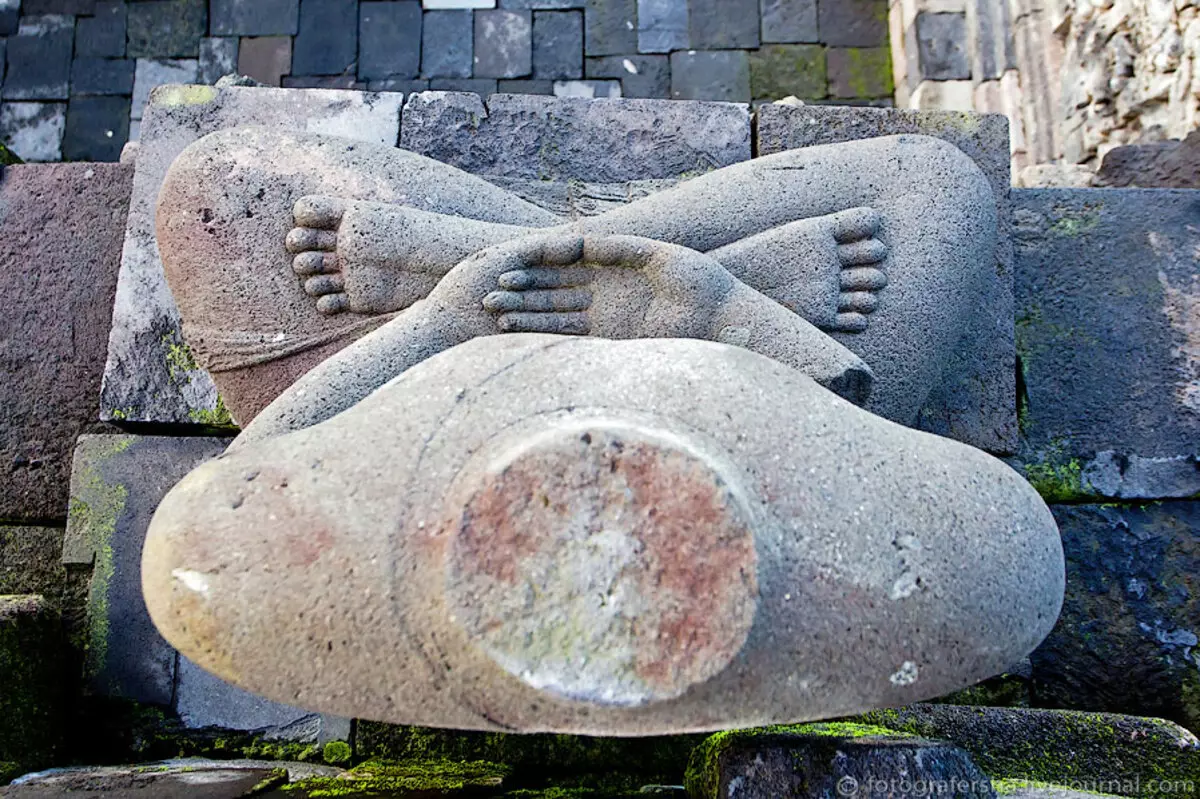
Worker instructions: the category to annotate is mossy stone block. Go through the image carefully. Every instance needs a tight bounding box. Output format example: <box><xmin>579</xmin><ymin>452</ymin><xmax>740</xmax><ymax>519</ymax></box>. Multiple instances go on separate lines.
<box><xmin>748</xmin><ymin>44</ymin><xmax>826</xmax><ymax>101</ymax></box>
<box><xmin>827</xmin><ymin>46</ymin><xmax>895</xmax><ymax>99</ymax></box>
<box><xmin>0</xmin><ymin>595</ymin><xmax>64</xmax><ymax>784</ymax></box>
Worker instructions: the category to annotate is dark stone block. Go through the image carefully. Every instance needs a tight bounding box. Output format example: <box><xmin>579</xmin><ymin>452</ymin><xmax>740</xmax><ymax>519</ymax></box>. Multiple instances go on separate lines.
<box><xmin>430</xmin><ymin>78</ymin><xmax>498</xmax><ymax>96</ymax></box>
<box><xmin>968</xmin><ymin>0</ymin><xmax>1015</xmax><ymax>81</ymax></box>
<box><xmin>71</xmin><ymin>56</ymin><xmax>135</xmax><ymax>95</ymax></box>
<box><xmin>819</xmin><ymin>0</ymin><xmax>886</xmax><ymax>47</ymax></box>
<box><xmin>63</xmin><ymin>95</ymin><xmax>130</xmax><ymax>160</ymax></box>
<box><xmin>237</xmin><ymin>35</ymin><xmax>292</xmax><ymax>86</ymax></box>
<box><xmin>282</xmin><ymin>74</ymin><xmax>364</xmax><ymax>89</ymax></box>
<box><xmin>637</xmin><ymin>0</ymin><xmax>686</xmax><ymax>53</ymax></box>
<box><xmin>688</xmin><ymin>0</ymin><xmax>759</xmax><ymax>49</ymax></box>
<box><xmin>584</xmin><ymin>0</ymin><xmax>637</xmax><ymax>56</ymax></box>
<box><xmin>127</xmin><ymin>0</ymin><xmax>207</xmax><ymax>58</ymax></box>
<box><xmin>533</xmin><ymin>10</ymin><xmax>582</xmax><ymax>80</ymax></box>
<box><xmin>669</xmin><ymin>50</ymin><xmax>749</xmax><ymax>102</ymax></box>
<box><xmin>498</xmin><ymin>79</ymin><xmax>555</xmax><ymax>94</ymax></box>
<box><xmin>211</xmin><ymin>0</ymin><xmax>299</xmax><ymax>36</ymax></box>
<box><xmin>0</xmin><ymin>163</ymin><xmax>132</xmax><ymax>520</ymax></box>
<box><xmin>748</xmin><ymin>43</ymin><xmax>825</xmax><ymax>101</ymax></box>
<box><xmin>3</xmin><ymin>16</ymin><xmax>74</xmax><ymax>100</ymax></box>
<box><xmin>421</xmin><ymin>9</ymin><xmax>473</xmax><ymax>79</ymax></box>
<box><xmin>586</xmin><ymin>53</ymin><xmax>668</xmax><ymax>98</ymax></box>
<box><xmin>475</xmin><ymin>9</ymin><xmax>532</xmax><ymax>79</ymax></box>
<box><xmin>760</xmin><ymin>0</ymin><xmax>816</xmax><ymax>44</ymax></box>
<box><xmin>199</xmin><ymin>36</ymin><xmax>239</xmax><ymax>85</ymax></box>
<box><xmin>0</xmin><ymin>596</ymin><xmax>65</xmax><ymax>784</ymax></box>
<box><xmin>293</xmin><ymin>0</ymin><xmax>358</xmax><ymax>76</ymax></box>
<box><xmin>826</xmin><ymin>46</ymin><xmax>893</xmax><ymax>99</ymax></box>
<box><xmin>23</xmin><ymin>0</ymin><xmax>93</xmax><ymax>13</ymax></box>
<box><xmin>913</xmin><ymin>12</ymin><xmax>970</xmax><ymax>81</ymax></box>
<box><xmin>0</xmin><ymin>3</ymin><xmax>18</xmax><ymax>36</ymax></box>
<box><xmin>501</xmin><ymin>0</ymin><xmax>585</xmax><ymax>6</ymax></box>
<box><xmin>0</xmin><ymin>527</ymin><xmax>65</xmax><ymax>599</ymax></box>
<box><xmin>75</xmin><ymin>0</ymin><xmax>127</xmax><ymax>58</ymax></box>
<box><xmin>367</xmin><ymin>77</ymin><xmax>428</xmax><ymax>93</ymax></box>
<box><xmin>1098</xmin><ymin>129</ymin><xmax>1200</xmax><ymax>188</ymax></box>
<box><xmin>1013</xmin><ymin>189</ymin><xmax>1200</xmax><ymax>499</ymax></box>
<box><xmin>358</xmin><ymin>1</ymin><xmax>422</xmax><ymax>80</ymax></box>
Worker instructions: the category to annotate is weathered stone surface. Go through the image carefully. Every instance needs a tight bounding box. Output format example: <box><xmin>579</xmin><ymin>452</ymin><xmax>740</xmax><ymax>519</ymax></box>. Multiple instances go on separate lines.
<box><xmin>827</xmin><ymin>47</ymin><xmax>894</xmax><ymax>99</ymax></box>
<box><xmin>685</xmin><ymin>723</ymin><xmax>996</xmax><ymax>799</ymax></box>
<box><xmin>1097</xmin><ymin>130</ymin><xmax>1200</xmax><ymax>189</ymax></box>
<box><xmin>552</xmin><ymin>78</ymin><xmax>620</xmax><ymax>97</ymax></box>
<box><xmin>748</xmin><ymin>44</ymin><xmax>825</xmax><ymax>101</ymax></box>
<box><xmin>0</xmin><ymin>163</ymin><xmax>130</xmax><ymax>521</ymax></box>
<box><xmin>498</xmin><ymin>78</ymin><xmax>554</xmax><ymax>94</ymax></box>
<box><xmin>420</xmin><ymin>9</ymin><xmax>473</xmax><ymax>78</ymax></box>
<box><xmin>71</xmin><ymin>56</ymin><xmax>136</xmax><ymax>95</ymax></box>
<box><xmin>198</xmin><ymin>37</ymin><xmax>240</xmax><ymax>86</ymax></box>
<box><xmin>292</xmin><ymin>0</ymin><xmax>358</xmax><ymax>77</ymax></box>
<box><xmin>637</xmin><ymin>0</ymin><xmax>686</xmax><ymax>53</ymax></box>
<box><xmin>585</xmin><ymin>53</ymin><xmax>668</xmax><ymax>98</ymax></box>
<box><xmin>0</xmin><ymin>0</ymin><xmax>15</xmax><ymax>35</ymax></box>
<box><xmin>22</xmin><ymin>0</ymin><xmax>92</xmax><ymax>11</ymax></box>
<box><xmin>0</xmin><ymin>103</ymin><xmax>67</xmax><ymax>162</ymax></box>
<box><xmin>74</xmin><ymin>1</ymin><xmax>127</xmax><ymax>58</ymax></box>
<box><xmin>0</xmin><ymin>596</ymin><xmax>64</xmax><ymax>785</ymax></box>
<box><xmin>99</xmin><ymin>84</ymin><xmax>404</xmax><ymax>425</ymax></box>
<box><xmin>1013</xmin><ymin>189</ymin><xmax>1200</xmax><ymax>499</ymax></box>
<box><xmin>688</xmin><ymin>0</ymin><xmax>758</xmax><ymax>49</ymax></box>
<box><xmin>913</xmin><ymin>11</ymin><xmax>970</xmax><ymax>80</ymax></box>
<box><xmin>2</xmin><ymin>16</ymin><xmax>73</xmax><ymax>100</ymax></box>
<box><xmin>757</xmin><ymin>103</ymin><xmax>1016</xmax><ymax>453</ymax></box>
<box><xmin>858</xmin><ymin>704</ymin><xmax>1200</xmax><ymax>794</ymax></box>
<box><xmin>0</xmin><ymin>527</ymin><xmax>65</xmax><ymax>599</ymax></box>
<box><xmin>131</xmin><ymin>58</ymin><xmax>200</xmax><ymax>120</ymax></box>
<box><xmin>176</xmin><ymin>656</ymin><xmax>317</xmax><ymax>731</ymax></box>
<box><xmin>237</xmin><ymin>36</ymin><xmax>292</xmax><ymax>87</ymax></box>
<box><xmin>475</xmin><ymin>8</ymin><xmax>533</xmax><ymax>78</ymax></box>
<box><xmin>584</xmin><ymin>0</ymin><xmax>637</xmax><ymax>56</ymax></box>
<box><xmin>819</xmin><ymin>0</ymin><xmax>887</xmax><ymax>47</ymax></box>
<box><xmin>966</xmin><ymin>0</ymin><xmax>1014</xmax><ymax>82</ymax></box>
<box><xmin>430</xmin><ymin>77</ymin><xmax>499</xmax><ymax>94</ymax></box>
<box><xmin>760</xmin><ymin>0</ymin><xmax>817</xmax><ymax>44</ymax></box>
<box><xmin>670</xmin><ymin>50</ymin><xmax>750</xmax><ymax>101</ymax></box>
<box><xmin>359</xmin><ymin>0</ymin><xmax>422</xmax><ymax>79</ymax></box>
<box><xmin>5</xmin><ymin>763</ymin><xmax>288</xmax><ymax>797</ymax></box>
<box><xmin>283</xmin><ymin>75</ymin><xmax>366</xmax><ymax>90</ymax></box>
<box><xmin>211</xmin><ymin>0</ymin><xmax>299</xmax><ymax>36</ymax></box>
<box><xmin>126</xmin><ymin>0</ymin><xmax>207</xmax><ymax>59</ymax></box>
<box><xmin>62</xmin><ymin>95</ymin><xmax>132</xmax><ymax>161</ymax></box>
<box><xmin>1032</xmin><ymin>503</ymin><xmax>1200</xmax><ymax>732</ymax></box>
<box><xmin>533</xmin><ymin>10</ymin><xmax>583</xmax><ymax>79</ymax></box>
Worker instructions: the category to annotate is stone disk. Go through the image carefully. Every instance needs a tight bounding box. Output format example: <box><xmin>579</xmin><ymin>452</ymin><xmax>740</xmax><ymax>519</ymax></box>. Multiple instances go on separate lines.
<box><xmin>444</xmin><ymin>418</ymin><xmax>760</xmax><ymax>708</ymax></box>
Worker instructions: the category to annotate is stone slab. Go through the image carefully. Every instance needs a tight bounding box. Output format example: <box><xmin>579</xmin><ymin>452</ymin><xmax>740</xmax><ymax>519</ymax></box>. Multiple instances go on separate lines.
<box><xmin>22</xmin><ymin>0</ymin><xmax>93</xmax><ymax>11</ymax></box>
<box><xmin>688</xmin><ymin>0</ymin><xmax>759</xmax><ymax>49</ymax></box>
<box><xmin>430</xmin><ymin>77</ymin><xmax>498</xmax><ymax>94</ymax></box>
<box><xmin>584</xmin><ymin>0</ymin><xmax>637</xmax><ymax>56</ymax></box>
<box><xmin>74</xmin><ymin>1</ymin><xmax>127</xmax><ymax>59</ymax></box>
<box><xmin>748</xmin><ymin>44</ymin><xmax>825</xmax><ymax>101</ymax></box>
<box><xmin>126</xmin><ymin>0</ymin><xmax>207</xmax><ymax>59</ymax></box>
<box><xmin>5</xmin><ymin>764</ymin><xmax>287</xmax><ymax>797</ymax></box>
<box><xmin>292</xmin><ymin>0</ymin><xmax>358</xmax><ymax>77</ymax></box>
<box><xmin>637</xmin><ymin>0</ymin><xmax>686</xmax><ymax>53</ymax></box>
<box><xmin>914</xmin><ymin>11</ymin><xmax>970</xmax><ymax>81</ymax></box>
<box><xmin>1097</xmin><ymin>130</ymin><xmax>1200</xmax><ymax>189</ymax></box>
<box><xmin>0</xmin><ymin>596</ymin><xmax>64</xmax><ymax>785</ymax></box>
<box><xmin>0</xmin><ymin>0</ymin><xmax>18</xmax><ymax>35</ymax></box>
<box><xmin>474</xmin><ymin>8</ymin><xmax>533</xmax><ymax>78</ymax></box>
<box><xmin>71</xmin><ymin>56</ymin><xmax>136</xmax><ymax>95</ymax></box>
<box><xmin>670</xmin><ymin>50</ymin><xmax>750</xmax><ymax>102</ymax></box>
<box><xmin>100</xmin><ymin>85</ymin><xmax>404</xmax><ymax>425</ymax></box>
<box><xmin>819</xmin><ymin>0</ymin><xmax>887</xmax><ymax>47</ymax></box>
<box><xmin>585</xmin><ymin>53</ymin><xmax>669</xmax><ymax>98</ymax></box>
<box><xmin>237</xmin><ymin>36</ymin><xmax>293</xmax><ymax>87</ymax></box>
<box><xmin>359</xmin><ymin>0</ymin><xmax>422</xmax><ymax>79</ymax></box>
<box><xmin>62</xmin><ymin>95</ymin><xmax>132</xmax><ymax>161</ymax></box>
<box><xmin>1013</xmin><ymin>189</ymin><xmax>1200</xmax><ymax>498</ymax></box>
<box><xmin>0</xmin><ymin>102</ymin><xmax>66</xmax><ymax>162</ymax></box>
<box><xmin>827</xmin><ymin>46</ymin><xmax>893</xmax><ymax>99</ymax></box>
<box><xmin>0</xmin><ymin>163</ymin><xmax>131</xmax><ymax>521</ymax></box>
<box><xmin>499</xmin><ymin>78</ymin><xmax>555</xmax><ymax>94</ymax></box>
<box><xmin>2</xmin><ymin>16</ymin><xmax>73</xmax><ymax>100</ymax></box>
<box><xmin>132</xmin><ymin>58</ymin><xmax>200</xmax><ymax>120</ymax></box>
<box><xmin>552</xmin><ymin>78</ymin><xmax>619</xmax><ymax>97</ymax></box>
<box><xmin>420</xmin><ymin>9</ymin><xmax>473</xmax><ymax>78</ymax></box>
<box><xmin>176</xmin><ymin>656</ymin><xmax>318</xmax><ymax>731</ymax></box>
<box><xmin>198</xmin><ymin>37</ymin><xmax>240</xmax><ymax>86</ymax></box>
<box><xmin>0</xmin><ymin>527</ymin><xmax>65</xmax><ymax>599</ymax></box>
<box><xmin>757</xmin><ymin>103</ymin><xmax>1016</xmax><ymax>453</ymax></box>
<box><xmin>760</xmin><ymin>0</ymin><xmax>817</xmax><ymax>44</ymax></box>
<box><xmin>533</xmin><ymin>10</ymin><xmax>583</xmax><ymax>80</ymax></box>
<box><xmin>211</xmin><ymin>0</ymin><xmax>300</xmax><ymax>36</ymax></box>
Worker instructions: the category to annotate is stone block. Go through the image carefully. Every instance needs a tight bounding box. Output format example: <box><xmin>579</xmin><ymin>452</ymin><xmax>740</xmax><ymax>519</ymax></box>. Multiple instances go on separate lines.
<box><xmin>424</xmin><ymin>0</ymin><xmax>493</xmax><ymax>5</ymax></box>
<box><xmin>670</xmin><ymin>50</ymin><xmax>750</xmax><ymax>102</ymax></box>
<box><xmin>126</xmin><ymin>0</ymin><xmax>207</xmax><ymax>59</ymax></box>
<box><xmin>238</xmin><ymin>36</ymin><xmax>293</xmax><ymax>87</ymax></box>
<box><xmin>498</xmin><ymin>78</ymin><xmax>555</xmax><ymax>94</ymax></box>
<box><xmin>757</xmin><ymin>103</ymin><xmax>1015</xmax><ymax>452</ymax></box>
<box><xmin>688</xmin><ymin>0</ymin><xmax>759</xmax><ymax>49</ymax></box>
<box><xmin>62</xmin><ymin>95</ymin><xmax>131</xmax><ymax>161</ymax></box>
<box><xmin>74</xmin><ymin>1</ymin><xmax>127</xmax><ymax>58</ymax></box>
<box><xmin>552</xmin><ymin>78</ymin><xmax>619</xmax><ymax>97</ymax></box>
<box><xmin>1028</xmin><ymin>503</ymin><xmax>1200</xmax><ymax>731</ymax></box>
<box><xmin>368</xmin><ymin>77</ymin><xmax>429</xmax><ymax>92</ymax></box>
<box><xmin>1013</xmin><ymin>189</ymin><xmax>1200</xmax><ymax>499</ymax></box>
<box><xmin>23</xmin><ymin>0</ymin><xmax>91</xmax><ymax>11</ymax></box>
<box><xmin>211</xmin><ymin>0</ymin><xmax>300</xmax><ymax>36</ymax></box>
<box><xmin>2</xmin><ymin>16</ymin><xmax>73</xmax><ymax>100</ymax></box>
<box><xmin>748</xmin><ymin>44</ymin><xmax>825</xmax><ymax>101</ymax></box>
<box><xmin>475</xmin><ymin>9</ymin><xmax>533</xmax><ymax>78</ymax></box>
<box><xmin>293</xmin><ymin>0</ymin><xmax>358</xmax><ymax>77</ymax></box>
<box><xmin>585</xmin><ymin>53</ymin><xmax>668</xmax><ymax>98</ymax></box>
<box><xmin>420</xmin><ymin>9</ymin><xmax>473</xmax><ymax>78</ymax></box>
<box><xmin>0</xmin><ymin>0</ymin><xmax>18</xmax><ymax>35</ymax></box>
<box><xmin>909</xmin><ymin>77</ymin><xmax>974</xmax><ymax>110</ymax></box>
<box><xmin>100</xmin><ymin>85</ymin><xmax>404</xmax><ymax>425</ymax></box>
<box><xmin>760</xmin><ymin>0</ymin><xmax>816</xmax><ymax>44</ymax></box>
<box><xmin>283</xmin><ymin>75</ymin><xmax>366</xmax><ymax>89</ymax></box>
<box><xmin>131</xmin><ymin>58</ymin><xmax>199</xmax><ymax>120</ymax></box>
<box><xmin>176</xmin><ymin>656</ymin><xmax>318</xmax><ymax>731</ymax></box>
<box><xmin>827</xmin><ymin>47</ymin><xmax>894</xmax><ymax>99</ymax></box>
<box><xmin>502</xmin><ymin>0</ymin><xmax>585</xmax><ymax>6</ymax></box>
<box><xmin>199</xmin><ymin>37</ymin><xmax>240</xmax><ymax>86</ymax></box>
<box><xmin>71</xmin><ymin>56</ymin><xmax>136</xmax><ymax>95</ymax></box>
<box><xmin>0</xmin><ymin>596</ymin><xmax>64</xmax><ymax>784</ymax></box>
<box><xmin>966</xmin><ymin>0</ymin><xmax>1014</xmax><ymax>82</ymax></box>
<box><xmin>0</xmin><ymin>102</ymin><xmax>66</xmax><ymax>162</ymax></box>
<box><xmin>584</xmin><ymin>0</ymin><xmax>637</xmax><ymax>56</ymax></box>
<box><xmin>0</xmin><ymin>163</ymin><xmax>130</xmax><ymax>521</ymax></box>
<box><xmin>0</xmin><ymin>527</ymin><xmax>65</xmax><ymax>598</ymax></box>
<box><xmin>359</xmin><ymin>1</ymin><xmax>422</xmax><ymax>79</ymax></box>
<box><xmin>819</xmin><ymin>0</ymin><xmax>887</xmax><ymax>47</ymax></box>
<box><xmin>430</xmin><ymin>78</ymin><xmax>499</xmax><ymax>95</ymax></box>
<box><xmin>912</xmin><ymin>11</ymin><xmax>969</xmax><ymax>80</ymax></box>
<box><xmin>8</xmin><ymin>763</ymin><xmax>300</xmax><ymax>794</ymax></box>
<box><xmin>1097</xmin><ymin>130</ymin><xmax>1200</xmax><ymax>189</ymax></box>
<box><xmin>637</xmin><ymin>0</ymin><xmax>685</xmax><ymax>53</ymax></box>
<box><xmin>533</xmin><ymin>10</ymin><xmax>582</xmax><ymax>80</ymax></box>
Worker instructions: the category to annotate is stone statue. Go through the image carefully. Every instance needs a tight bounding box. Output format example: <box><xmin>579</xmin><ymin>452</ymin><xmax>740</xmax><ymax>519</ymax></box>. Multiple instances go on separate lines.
<box><xmin>142</xmin><ymin>124</ymin><xmax>1064</xmax><ymax>735</ymax></box>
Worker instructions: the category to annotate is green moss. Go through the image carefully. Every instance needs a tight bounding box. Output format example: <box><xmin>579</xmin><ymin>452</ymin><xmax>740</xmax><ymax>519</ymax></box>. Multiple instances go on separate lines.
<box><xmin>1020</xmin><ymin>439</ymin><xmax>1089</xmax><ymax>502</ymax></box>
<box><xmin>993</xmin><ymin>779</ymin><xmax>1124</xmax><ymax>797</ymax></box>
<box><xmin>285</xmin><ymin>759</ymin><xmax>510</xmax><ymax>797</ymax></box>
<box><xmin>932</xmin><ymin>672</ymin><xmax>1030</xmax><ymax>708</ymax></box>
<box><xmin>162</xmin><ymin>332</ymin><xmax>200</xmax><ymax>385</ymax></box>
<box><xmin>0</xmin><ymin>596</ymin><xmax>64</xmax><ymax>785</ymax></box>
<box><xmin>749</xmin><ymin>45</ymin><xmax>827</xmax><ymax>101</ymax></box>
<box><xmin>836</xmin><ymin>47</ymin><xmax>894</xmax><ymax>98</ymax></box>
<box><xmin>188</xmin><ymin>395</ymin><xmax>236</xmax><ymax>428</ymax></box>
<box><xmin>323</xmin><ymin>741</ymin><xmax>352</xmax><ymax>766</ymax></box>
<box><xmin>1050</xmin><ymin>205</ymin><xmax>1102</xmax><ymax>237</ymax></box>
<box><xmin>0</xmin><ymin>142</ymin><xmax>22</xmax><ymax>166</ymax></box>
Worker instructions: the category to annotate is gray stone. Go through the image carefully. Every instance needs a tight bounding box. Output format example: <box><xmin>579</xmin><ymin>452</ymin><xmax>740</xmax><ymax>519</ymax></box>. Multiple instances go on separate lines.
<box><xmin>5</xmin><ymin>763</ymin><xmax>288</xmax><ymax>797</ymax></box>
<box><xmin>421</xmin><ymin>9</ymin><xmax>473</xmax><ymax>78</ymax></box>
<box><xmin>0</xmin><ymin>527</ymin><xmax>65</xmax><ymax>598</ymax></box>
<box><xmin>827</xmin><ymin>47</ymin><xmax>893</xmax><ymax>99</ymax></box>
<box><xmin>368</xmin><ymin>77</ymin><xmax>428</xmax><ymax>92</ymax></box>
<box><xmin>819</xmin><ymin>0</ymin><xmax>886</xmax><ymax>47</ymax></box>
<box><xmin>584</xmin><ymin>0</ymin><xmax>637</xmax><ymax>56</ymax></box>
<box><xmin>0</xmin><ymin>102</ymin><xmax>66</xmax><ymax>161</ymax></box>
<box><xmin>688</xmin><ymin>0</ymin><xmax>759</xmax><ymax>49</ymax></box>
<box><xmin>0</xmin><ymin>0</ymin><xmax>17</xmax><ymax>35</ymax></box>
<box><xmin>533</xmin><ymin>10</ymin><xmax>582</xmax><ymax>80</ymax></box>
<box><xmin>585</xmin><ymin>53</ymin><xmax>668</xmax><ymax>98</ymax></box>
<box><xmin>198</xmin><ymin>37</ymin><xmax>239</xmax><ymax>86</ymax></box>
<box><xmin>475</xmin><ymin>9</ymin><xmax>532</xmax><ymax>78</ymax></box>
<box><xmin>757</xmin><ymin>103</ymin><xmax>1015</xmax><ymax>453</ymax></box>
<box><xmin>237</xmin><ymin>36</ymin><xmax>292</xmax><ymax>87</ymax></box>
<box><xmin>74</xmin><ymin>0</ymin><xmax>126</xmax><ymax>58</ymax></box>
<box><xmin>670</xmin><ymin>50</ymin><xmax>750</xmax><ymax>102</ymax></box>
<box><xmin>10</xmin><ymin>760</ymin><xmax>346</xmax><ymax>789</ymax></box>
<box><xmin>62</xmin><ymin>95</ymin><xmax>131</xmax><ymax>161</ymax></box>
<box><xmin>131</xmin><ymin>58</ymin><xmax>199</xmax><ymax>120</ymax></box>
<box><xmin>100</xmin><ymin>85</ymin><xmax>404</xmax><ymax>425</ymax></box>
<box><xmin>430</xmin><ymin>78</ymin><xmax>499</xmax><ymax>95</ymax></box>
<box><xmin>1097</xmin><ymin>129</ymin><xmax>1200</xmax><ymax>188</ymax></box>
<box><xmin>1013</xmin><ymin>189</ymin><xmax>1200</xmax><ymax>496</ymax></box>
<box><xmin>914</xmin><ymin>12</ymin><xmax>970</xmax><ymax>81</ymax></box>
<box><xmin>65</xmin><ymin>434</ymin><xmax>227</xmax><ymax>704</ymax></box>
<box><xmin>748</xmin><ymin>44</ymin><xmax>825</xmax><ymax>101</ymax></box>
<box><xmin>283</xmin><ymin>75</ymin><xmax>365</xmax><ymax>89</ymax></box>
<box><xmin>637</xmin><ymin>0</ymin><xmax>686</xmax><ymax>53</ymax></box>
<box><xmin>176</xmin><ymin>656</ymin><xmax>317</xmax><ymax>731</ymax></box>
<box><xmin>2</xmin><ymin>16</ymin><xmax>73</xmax><ymax>100</ymax></box>
<box><xmin>0</xmin><ymin>163</ymin><xmax>130</xmax><ymax>521</ymax></box>
<box><xmin>686</xmin><ymin>724</ymin><xmax>996</xmax><ymax>799</ymax></box>
<box><xmin>71</xmin><ymin>56</ymin><xmax>135</xmax><ymax>95</ymax></box>
<box><xmin>359</xmin><ymin>1</ymin><xmax>422</xmax><ymax>79</ymax></box>
<box><xmin>760</xmin><ymin>0</ymin><xmax>816</xmax><ymax>44</ymax></box>
<box><xmin>498</xmin><ymin>78</ymin><xmax>555</xmax><ymax>94</ymax></box>
<box><xmin>126</xmin><ymin>0</ymin><xmax>207</xmax><ymax>59</ymax></box>
<box><xmin>552</xmin><ymin>78</ymin><xmax>619</xmax><ymax>97</ymax></box>
<box><xmin>293</xmin><ymin>0</ymin><xmax>358</xmax><ymax>77</ymax></box>
<box><xmin>966</xmin><ymin>0</ymin><xmax>1015</xmax><ymax>83</ymax></box>
<box><xmin>211</xmin><ymin>0</ymin><xmax>300</xmax><ymax>36</ymax></box>
<box><xmin>501</xmin><ymin>0</ymin><xmax>584</xmax><ymax>6</ymax></box>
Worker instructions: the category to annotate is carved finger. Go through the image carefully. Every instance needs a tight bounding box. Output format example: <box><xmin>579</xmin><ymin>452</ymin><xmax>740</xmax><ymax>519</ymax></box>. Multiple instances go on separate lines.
<box><xmin>538</xmin><ymin>234</ymin><xmax>586</xmax><ymax>266</ymax></box>
<box><xmin>829</xmin><ymin>207</ymin><xmax>882</xmax><ymax>243</ymax></box>
<box><xmin>838</xmin><ymin>239</ymin><xmax>888</xmax><ymax>266</ymax></box>
<box><xmin>484</xmin><ymin>289</ymin><xmax>592</xmax><ymax>313</ymax></box>
<box><xmin>833</xmin><ymin>312</ymin><xmax>869</xmax><ymax>333</ymax></box>
<box><xmin>839</xmin><ymin>291</ymin><xmax>879</xmax><ymax>314</ymax></box>
<box><xmin>304</xmin><ymin>274</ymin><xmax>346</xmax><ymax>297</ymax></box>
<box><xmin>839</xmin><ymin>267</ymin><xmax>888</xmax><ymax>292</ymax></box>
<box><xmin>497</xmin><ymin>312</ymin><xmax>590</xmax><ymax>335</ymax></box>
<box><xmin>315</xmin><ymin>294</ymin><xmax>349</xmax><ymax>315</ymax></box>
<box><xmin>497</xmin><ymin>267</ymin><xmax>594</xmax><ymax>290</ymax></box>
<box><xmin>286</xmin><ymin>227</ymin><xmax>338</xmax><ymax>253</ymax></box>
<box><xmin>293</xmin><ymin>196</ymin><xmax>346</xmax><ymax>229</ymax></box>
<box><xmin>293</xmin><ymin>251</ymin><xmax>339</xmax><ymax>277</ymax></box>
<box><xmin>582</xmin><ymin>235</ymin><xmax>656</xmax><ymax>269</ymax></box>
